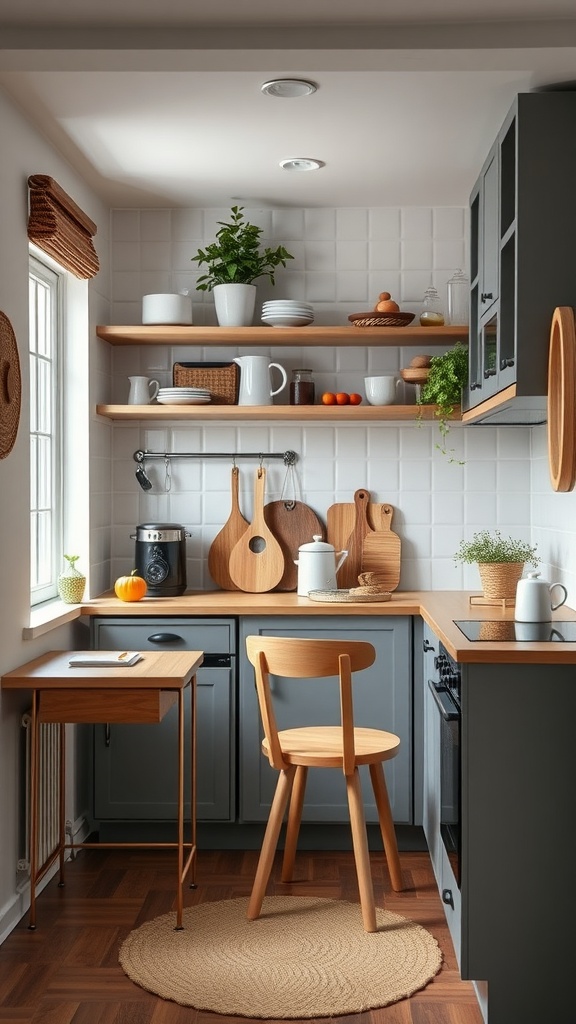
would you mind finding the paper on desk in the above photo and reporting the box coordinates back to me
[68,651,143,667]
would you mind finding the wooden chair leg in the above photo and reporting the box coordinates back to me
[346,769,377,932]
[369,762,403,891]
[247,766,295,921]
[281,765,307,882]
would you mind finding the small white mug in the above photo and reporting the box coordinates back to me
[364,375,400,406]
[128,376,160,405]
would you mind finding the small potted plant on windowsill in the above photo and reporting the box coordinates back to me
[454,530,539,600]
[191,206,294,326]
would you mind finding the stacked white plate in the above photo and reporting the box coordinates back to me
[156,387,211,405]
[261,299,314,327]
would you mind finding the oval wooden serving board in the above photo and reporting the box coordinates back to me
[207,466,249,591]
[228,467,285,593]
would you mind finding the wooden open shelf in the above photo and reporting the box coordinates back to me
[96,324,469,347]
[96,403,460,422]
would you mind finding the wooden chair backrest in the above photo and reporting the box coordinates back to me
[245,636,376,774]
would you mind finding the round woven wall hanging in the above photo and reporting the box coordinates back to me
[0,311,21,459]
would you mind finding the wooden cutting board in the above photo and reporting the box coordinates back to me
[361,503,401,591]
[337,489,373,588]
[327,494,389,586]
[327,493,401,589]
[207,466,249,591]
[228,467,285,593]
[263,500,325,591]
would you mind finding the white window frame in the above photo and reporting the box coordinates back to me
[29,253,64,606]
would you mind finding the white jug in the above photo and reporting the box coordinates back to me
[515,571,568,622]
[234,355,288,406]
[294,535,348,596]
[128,375,160,405]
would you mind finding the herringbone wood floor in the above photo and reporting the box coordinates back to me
[0,846,484,1023]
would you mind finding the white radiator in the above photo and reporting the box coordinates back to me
[18,713,61,872]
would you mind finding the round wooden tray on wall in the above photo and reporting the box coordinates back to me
[548,305,576,492]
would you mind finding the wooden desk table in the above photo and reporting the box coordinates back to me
[1,649,203,929]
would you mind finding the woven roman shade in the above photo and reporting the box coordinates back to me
[27,174,100,279]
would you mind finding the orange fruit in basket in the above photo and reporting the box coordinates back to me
[322,392,337,405]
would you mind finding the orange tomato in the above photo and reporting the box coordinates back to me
[349,393,362,405]
[336,392,350,404]
[322,392,337,405]
[114,569,147,602]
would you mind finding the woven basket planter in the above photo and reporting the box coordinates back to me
[478,562,524,600]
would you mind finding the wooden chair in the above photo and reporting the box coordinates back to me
[244,635,403,932]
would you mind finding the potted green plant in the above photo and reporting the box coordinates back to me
[416,343,468,460]
[191,206,294,326]
[454,529,539,600]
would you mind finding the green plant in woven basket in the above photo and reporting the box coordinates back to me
[191,206,294,291]
[416,343,468,461]
[454,531,539,566]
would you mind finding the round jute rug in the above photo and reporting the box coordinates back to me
[119,896,443,1018]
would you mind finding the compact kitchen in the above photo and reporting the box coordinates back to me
[2,4,576,1024]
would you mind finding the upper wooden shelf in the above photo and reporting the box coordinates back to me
[96,324,468,347]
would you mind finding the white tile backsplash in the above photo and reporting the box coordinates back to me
[108,202,541,593]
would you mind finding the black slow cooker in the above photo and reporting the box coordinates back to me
[131,523,189,596]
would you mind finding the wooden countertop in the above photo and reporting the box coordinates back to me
[75,590,576,666]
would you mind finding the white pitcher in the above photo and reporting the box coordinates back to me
[234,355,288,406]
[515,571,568,622]
[128,375,160,404]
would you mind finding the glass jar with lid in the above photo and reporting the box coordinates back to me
[290,368,315,405]
[446,269,469,325]
[419,286,445,326]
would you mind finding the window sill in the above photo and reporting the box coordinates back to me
[23,600,83,639]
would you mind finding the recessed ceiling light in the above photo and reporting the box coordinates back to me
[261,79,318,99]
[280,158,324,172]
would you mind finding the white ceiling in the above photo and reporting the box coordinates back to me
[2,0,576,208]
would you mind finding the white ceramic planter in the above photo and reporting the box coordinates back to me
[213,283,256,327]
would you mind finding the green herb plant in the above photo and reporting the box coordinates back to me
[416,343,469,461]
[191,206,294,291]
[454,530,539,566]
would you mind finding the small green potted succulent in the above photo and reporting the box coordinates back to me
[454,530,539,599]
[191,206,294,326]
[417,343,468,461]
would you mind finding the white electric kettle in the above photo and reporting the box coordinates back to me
[234,355,288,406]
[515,571,568,622]
[294,535,348,596]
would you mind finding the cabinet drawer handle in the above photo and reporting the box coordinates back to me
[500,357,515,369]
[469,381,481,390]
[442,888,454,908]
[480,292,493,302]
[484,368,497,378]
[147,632,184,644]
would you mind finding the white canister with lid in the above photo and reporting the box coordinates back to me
[142,293,193,325]
[515,571,568,622]
[294,535,348,596]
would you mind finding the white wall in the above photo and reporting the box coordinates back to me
[104,205,535,595]
[0,87,110,939]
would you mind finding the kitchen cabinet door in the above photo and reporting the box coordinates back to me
[91,617,236,823]
[238,615,412,824]
[465,90,576,423]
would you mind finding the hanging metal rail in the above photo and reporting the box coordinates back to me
[133,448,298,490]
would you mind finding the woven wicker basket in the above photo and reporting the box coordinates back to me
[478,562,524,600]
[348,311,415,328]
[173,361,239,404]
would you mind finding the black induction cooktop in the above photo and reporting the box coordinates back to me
[454,619,576,642]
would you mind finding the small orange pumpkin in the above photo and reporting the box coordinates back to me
[114,569,147,602]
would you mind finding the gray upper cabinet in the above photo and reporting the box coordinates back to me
[465,90,576,425]
[238,615,412,825]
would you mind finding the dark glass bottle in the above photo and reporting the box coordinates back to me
[290,368,315,405]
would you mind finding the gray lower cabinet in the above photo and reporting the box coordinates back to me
[422,620,576,1024]
[239,616,412,824]
[91,617,236,822]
